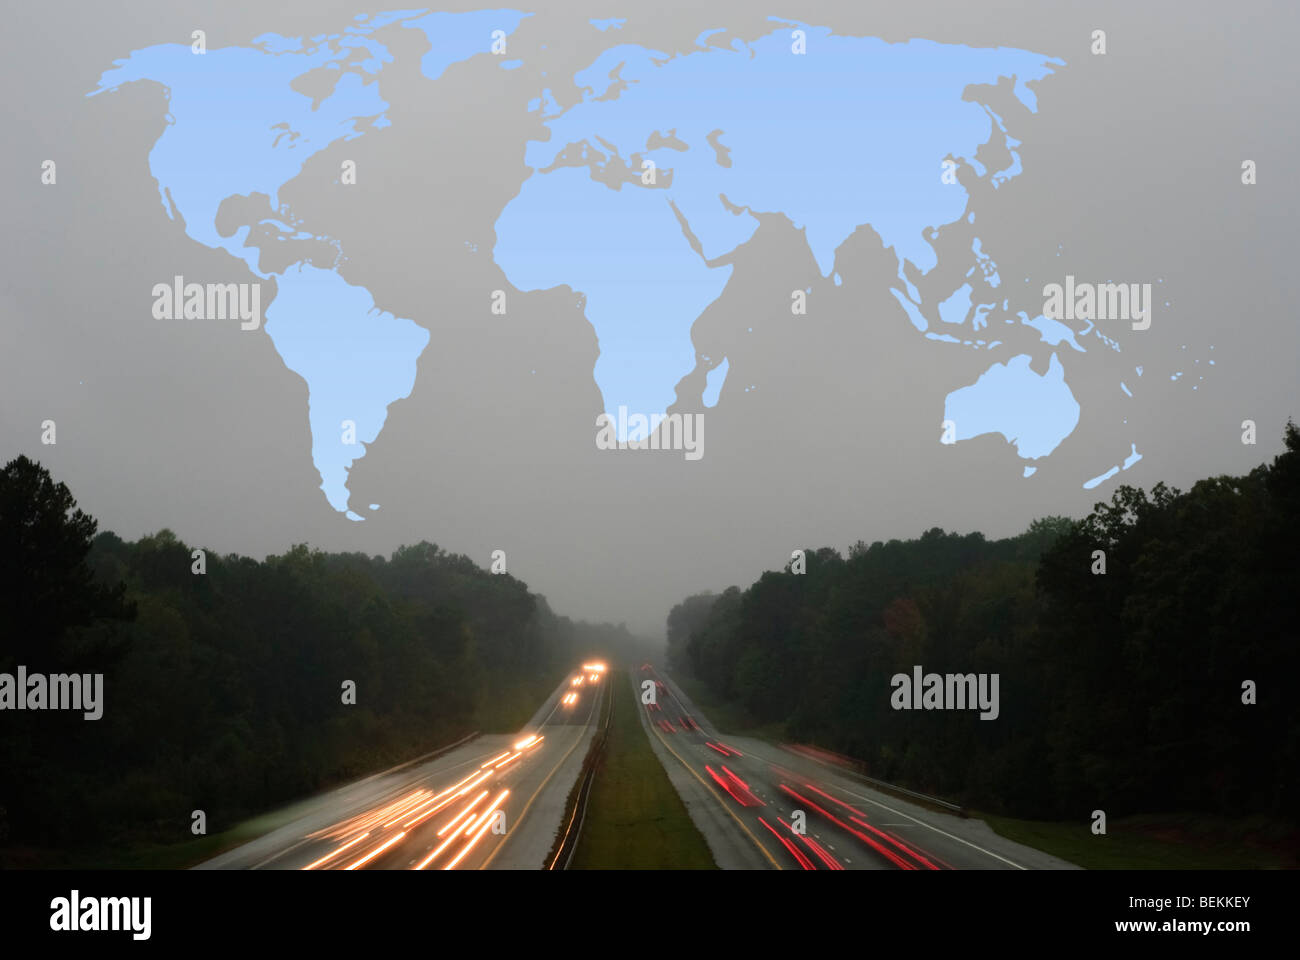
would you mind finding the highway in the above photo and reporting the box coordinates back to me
[636,663,1080,870]
[197,664,606,870]
[197,659,1076,871]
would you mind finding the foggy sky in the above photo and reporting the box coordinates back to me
[2,0,1296,637]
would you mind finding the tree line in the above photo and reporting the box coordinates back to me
[668,424,1300,821]
[0,455,627,856]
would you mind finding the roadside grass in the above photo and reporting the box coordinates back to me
[3,805,311,870]
[569,670,716,869]
[670,672,787,741]
[977,811,1297,869]
[475,668,568,733]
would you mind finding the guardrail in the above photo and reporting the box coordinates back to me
[660,663,967,817]
[349,730,481,788]
[783,743,965,815]
[845,769,965,815]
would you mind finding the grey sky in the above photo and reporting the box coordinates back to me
[2,0,1296,637]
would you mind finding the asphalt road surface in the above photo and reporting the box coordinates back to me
[636,663,1080,871]
[198,665,606,870]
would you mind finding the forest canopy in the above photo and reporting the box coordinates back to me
[0,455,627,855]
[667,424,1300,820]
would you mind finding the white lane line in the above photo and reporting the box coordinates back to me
[741,743,1027,870]
[249,836,314,870]
[832,786,1025,868]
[652,667,1020,870]
[479,680,603,869]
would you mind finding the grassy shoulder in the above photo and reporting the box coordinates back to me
[570,670,716,869]
[475,667,568,733]
[3,801,319,870]
[977,811,1297,869]
[670,671,787,741]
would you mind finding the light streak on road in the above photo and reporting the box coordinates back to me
[344,830,408,870]
[301,832,371,871]
[442,789,510,869]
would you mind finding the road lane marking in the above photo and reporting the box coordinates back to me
[249,836,314,870]
[249,747,504,869]
[743,743,1026,869]
[653,665,1027,871]
[479,682,604,869]
[640,668,782,868]
[238,674,587,871]
[825,787,1025,869]
[640,699,782,870]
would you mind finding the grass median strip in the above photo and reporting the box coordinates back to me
[569,670,716,869]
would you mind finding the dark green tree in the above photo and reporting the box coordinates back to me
[0,455,134,663]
